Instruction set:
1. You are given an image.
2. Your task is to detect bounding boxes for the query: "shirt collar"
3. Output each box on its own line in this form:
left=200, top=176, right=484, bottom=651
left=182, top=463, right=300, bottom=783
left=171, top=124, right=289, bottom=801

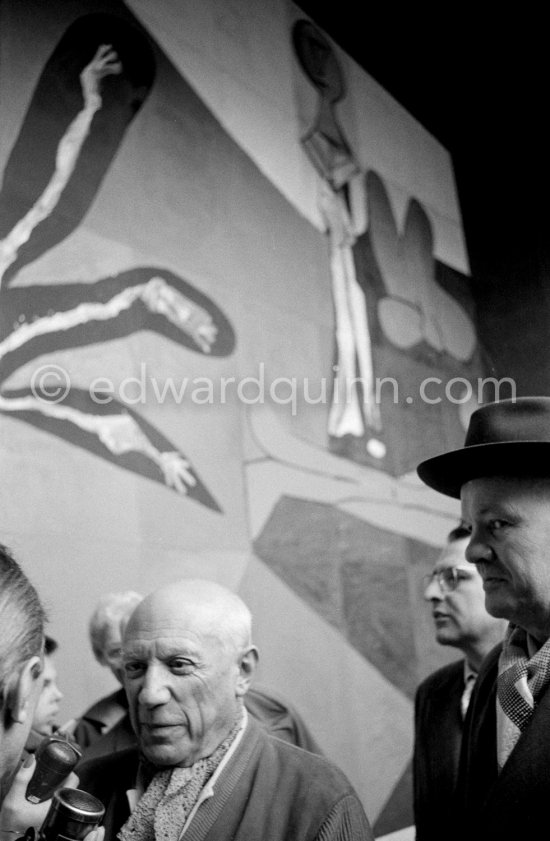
left=463, top=659, right=478, bottom=685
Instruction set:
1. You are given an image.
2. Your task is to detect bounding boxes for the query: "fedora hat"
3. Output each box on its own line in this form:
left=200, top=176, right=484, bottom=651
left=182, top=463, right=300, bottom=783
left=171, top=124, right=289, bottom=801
left=417, top=397, right=550, bottom=498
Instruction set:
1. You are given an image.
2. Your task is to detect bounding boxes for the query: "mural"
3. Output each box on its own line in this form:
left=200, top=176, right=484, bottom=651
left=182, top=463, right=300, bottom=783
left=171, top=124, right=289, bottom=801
left=244, top=17, right=484, bottom=832
left=291, top=19, right=482, bottom=479
left=0, top=12, right=235, bottom=511
left=0, top=0, right=479, bottom=832
left=293, top=20, right=382, bottom=451
left=348, top=169, right=483, bottom=477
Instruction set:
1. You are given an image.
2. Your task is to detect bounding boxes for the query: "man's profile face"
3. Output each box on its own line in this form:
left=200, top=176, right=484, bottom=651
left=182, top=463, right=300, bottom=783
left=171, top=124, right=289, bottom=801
left=424, top=537, right=496, bottom=649
left=461, top=476, right=550, bottom=640
left=32, top=654, right=63, bottom=735
left=123, top=597, right=242, bottom=767
left=0, top=655, right=43, bottom=803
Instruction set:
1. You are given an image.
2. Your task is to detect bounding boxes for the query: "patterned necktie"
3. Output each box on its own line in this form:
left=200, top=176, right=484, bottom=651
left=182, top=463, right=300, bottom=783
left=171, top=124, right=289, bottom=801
left=497, top=626, right=550, bottom=768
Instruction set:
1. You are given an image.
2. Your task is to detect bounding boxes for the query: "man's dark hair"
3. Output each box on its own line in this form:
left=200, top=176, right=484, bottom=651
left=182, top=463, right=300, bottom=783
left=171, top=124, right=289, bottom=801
left=447, top=522, right=470, bottom=543
left=0, top=544, right=46, bottom=705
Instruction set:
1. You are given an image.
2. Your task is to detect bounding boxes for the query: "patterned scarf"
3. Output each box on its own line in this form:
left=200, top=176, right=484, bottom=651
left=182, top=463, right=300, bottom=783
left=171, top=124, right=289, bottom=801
left=497, top=625, right=550, bottom=769
left=117, top=713, right=244, bottom=841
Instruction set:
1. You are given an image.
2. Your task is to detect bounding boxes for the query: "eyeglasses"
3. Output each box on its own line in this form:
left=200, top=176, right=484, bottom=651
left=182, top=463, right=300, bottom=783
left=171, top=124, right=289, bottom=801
left=424, top=567, right=470, bottom=593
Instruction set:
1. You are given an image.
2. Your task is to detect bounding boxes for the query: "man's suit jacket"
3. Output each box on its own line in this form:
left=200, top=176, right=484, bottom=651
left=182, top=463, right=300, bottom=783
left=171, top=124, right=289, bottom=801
left=413, top=660, right=464, bottom=841
left=456, top=642, right=550, bottom=841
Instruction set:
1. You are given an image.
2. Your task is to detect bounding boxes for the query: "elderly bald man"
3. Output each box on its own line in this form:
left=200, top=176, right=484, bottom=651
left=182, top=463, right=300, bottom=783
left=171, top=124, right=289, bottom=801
left=73, top=590, right=320, bottom=763
left=77, top=579, right=373, bottom=841
left=417, top=397, right=550, bottom=841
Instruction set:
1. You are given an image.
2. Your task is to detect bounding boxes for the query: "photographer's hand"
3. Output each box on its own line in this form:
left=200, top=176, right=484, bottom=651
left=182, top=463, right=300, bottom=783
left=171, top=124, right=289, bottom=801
left=0, top=755, right=79, bottom=838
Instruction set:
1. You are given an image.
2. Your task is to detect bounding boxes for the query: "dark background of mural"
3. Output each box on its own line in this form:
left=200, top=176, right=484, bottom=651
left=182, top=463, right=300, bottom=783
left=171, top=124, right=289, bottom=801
left=296, top=2, right=549, bottom=399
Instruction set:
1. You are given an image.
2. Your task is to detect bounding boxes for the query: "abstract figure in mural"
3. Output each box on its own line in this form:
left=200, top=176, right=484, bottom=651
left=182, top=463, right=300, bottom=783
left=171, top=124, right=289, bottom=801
left=0, top=14, right=235, bottom=511
left=366, top=171, right=476, bottom=361
left=293, top=20, right=383, bottom=455
left=292, top=20, right=359, bottom=192
left=293, top=19, right=478, bottom=475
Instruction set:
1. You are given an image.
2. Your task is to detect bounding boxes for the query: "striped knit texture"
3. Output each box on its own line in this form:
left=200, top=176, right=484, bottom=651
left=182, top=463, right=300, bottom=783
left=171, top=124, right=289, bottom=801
left=316, top=795, right=373, bottom=841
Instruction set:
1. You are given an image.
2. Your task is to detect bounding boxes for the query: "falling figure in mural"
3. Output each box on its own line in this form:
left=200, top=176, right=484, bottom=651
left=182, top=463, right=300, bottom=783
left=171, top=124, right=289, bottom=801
left=318, top=182, right=382, bottom=446
left=0, top=15, right=235, bottom=511
left=293, top=20, right=479, bottom=471
left=292, top=20, right=383, bottom=456
left=0, top=45, right=122, bottom=283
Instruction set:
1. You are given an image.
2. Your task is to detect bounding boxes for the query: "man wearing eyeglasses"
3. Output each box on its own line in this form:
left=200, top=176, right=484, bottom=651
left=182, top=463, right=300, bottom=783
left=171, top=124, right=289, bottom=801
left=413, top=523, right=506, bottom=841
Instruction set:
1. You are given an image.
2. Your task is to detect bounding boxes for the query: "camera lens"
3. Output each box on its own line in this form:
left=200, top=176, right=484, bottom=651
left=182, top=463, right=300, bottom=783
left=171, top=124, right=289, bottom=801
left=39, top=788, right=105, bottom=841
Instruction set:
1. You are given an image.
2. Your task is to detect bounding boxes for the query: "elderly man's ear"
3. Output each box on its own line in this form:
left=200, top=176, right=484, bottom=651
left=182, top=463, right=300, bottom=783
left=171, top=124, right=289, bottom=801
left=5, top=656, right=42, bottom=726
left=235, top=646, right=259, bottom=697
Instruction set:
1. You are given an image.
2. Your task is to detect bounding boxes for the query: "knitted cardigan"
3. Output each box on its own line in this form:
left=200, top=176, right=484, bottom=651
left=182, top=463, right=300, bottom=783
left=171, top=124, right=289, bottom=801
left=77, top=714, right=373, bottom=841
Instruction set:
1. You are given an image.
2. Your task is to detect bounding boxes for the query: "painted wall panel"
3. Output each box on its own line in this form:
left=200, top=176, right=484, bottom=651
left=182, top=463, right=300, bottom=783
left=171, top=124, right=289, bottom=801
left=0, top=0, right=477, bottom=832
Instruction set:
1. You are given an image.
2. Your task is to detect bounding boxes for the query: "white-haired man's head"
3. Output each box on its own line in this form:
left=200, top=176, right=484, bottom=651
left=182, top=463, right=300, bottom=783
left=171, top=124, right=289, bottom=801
left=89, top=590, right=144, bottom=683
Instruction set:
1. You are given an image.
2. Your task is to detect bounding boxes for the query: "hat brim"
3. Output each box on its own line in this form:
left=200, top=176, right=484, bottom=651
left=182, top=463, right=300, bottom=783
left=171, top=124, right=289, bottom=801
left=417, top=441, right=550, bottom=499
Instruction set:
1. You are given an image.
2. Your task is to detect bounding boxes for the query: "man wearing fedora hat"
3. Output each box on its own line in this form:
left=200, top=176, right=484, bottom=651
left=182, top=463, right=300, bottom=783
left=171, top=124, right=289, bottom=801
left=417, top=396, right=550, bottom=840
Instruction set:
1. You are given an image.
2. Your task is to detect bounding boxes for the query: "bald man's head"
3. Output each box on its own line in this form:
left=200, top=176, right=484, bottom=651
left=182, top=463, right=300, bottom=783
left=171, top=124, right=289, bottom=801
left=126, top=580, right=252, bottom=654
left=122, top=579, right=258, bottom=767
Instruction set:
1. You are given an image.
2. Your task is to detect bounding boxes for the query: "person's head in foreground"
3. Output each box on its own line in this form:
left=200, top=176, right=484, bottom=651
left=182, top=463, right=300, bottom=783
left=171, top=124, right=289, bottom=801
left=30, top=636, right=63, bottom=738
left=0, top=544, right=45, bottom=805
left=89, top=590, right=143, bottom=685
left=418, top=396, right=550, bottom=643
left=424, top=523, right=507, bottom=668
left=122, top=578, right=258, bottom=767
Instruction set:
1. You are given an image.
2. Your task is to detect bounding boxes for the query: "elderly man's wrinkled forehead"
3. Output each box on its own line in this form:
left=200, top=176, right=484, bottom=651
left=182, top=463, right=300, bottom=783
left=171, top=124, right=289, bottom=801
left=123, top=580, right=252, bottom=652
left=461, top=474, right=550, bottom=521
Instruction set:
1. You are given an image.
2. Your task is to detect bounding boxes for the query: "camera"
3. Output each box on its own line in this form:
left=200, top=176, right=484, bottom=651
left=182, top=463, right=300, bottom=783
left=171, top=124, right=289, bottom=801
left=38, top=788, right=105, bottom=841
left=26, top=735, right=81, bottom=804
left=21, top=734, right=104, bottom=841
